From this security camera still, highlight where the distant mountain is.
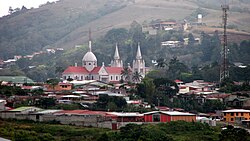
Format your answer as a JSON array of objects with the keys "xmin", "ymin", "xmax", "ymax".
[{"xmin": 0, "ymin": 0, "xmax": 250, "ymax": 60}]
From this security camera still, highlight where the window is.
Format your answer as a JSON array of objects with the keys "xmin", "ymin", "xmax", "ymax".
[
  {"xmin": 111, "ymin": 76, "xmax": 113, "ymax": 80},
  {"xmin": 64, "ymin": 76, "xmax": 66, "ymax": 80},
  {"xmin": 62, "ymin": 85, "xmax": 68, "ymax": 88},
  {"xmin": 241, "ymin": 113, "xmax": 244, "ymax": 116},
  {"xmin": 224, "ymin": 118, "xmax": 226, "ymax": 121},
  {"xmin": 231, "ymin": 113, "xmax": 234, "ymax": 116},
  {"xmin": 81, "ymin": 76, "xmax": 83, "ymax": 80},
  {"xmin": 116, "ymin": 76, "xmax": 118, "ymax": 80},
  {"xmin": 152, "ymin": 114, "xmax": 160, "ymax": 122},
  {"xmin": 89, "ymin": 63, "xmax": 91, "ymax": 65},
  {"xmin": 92, "ymin": 76, "xmax": 94, "ymax": 80},
  {"xmin": 231, "ymin": 118, "xmax": 234, "ymax": 121},
  {"xmin": 236, "ymin": 113, "xmax": 238, "ymax": 116}
]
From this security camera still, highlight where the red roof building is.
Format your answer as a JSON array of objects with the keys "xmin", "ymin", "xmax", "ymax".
[{"xmin": 62, "ymin": 35, "xmax": 147, "ymax": 83}]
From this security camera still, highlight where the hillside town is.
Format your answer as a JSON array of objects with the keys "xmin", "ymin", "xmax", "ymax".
[
  {"xmin": 1, "ymin": 44, "xmax": 250, "ymax": 129},
  {"xmin": 0, "ymin": 0, "xmax": 250, "ymax": 140}
]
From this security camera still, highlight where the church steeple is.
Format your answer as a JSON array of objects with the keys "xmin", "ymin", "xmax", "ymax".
[
  {"xmin": 111, "ymin": 43, "xmax": 123, "ymax": 67},
  {"xmin": 88, "ymin": 28, "xmax": 92, "ymax": 52},
  {"xmin": 133, "ymin": 42, "xmax": 146, "ymax": 78},
  {"xmin": 136, "ymin": 42, "xmax": 142, "ymax": 60},
  {"xmin": 82, "ymin": 28, "xmax": 97, "ymax": 71},
  {"xmin": 114, "ymin": 43, "xmax": 120, "ymax": 60}
]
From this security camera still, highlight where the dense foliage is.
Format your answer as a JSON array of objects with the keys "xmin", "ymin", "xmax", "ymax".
[
  {"xmin": 0, "ymin": 119, "xmax": 108, "ymax": 141},
  {"xmin": 99, "ymin": 121, "xmax": 248, "ymax": 141}
]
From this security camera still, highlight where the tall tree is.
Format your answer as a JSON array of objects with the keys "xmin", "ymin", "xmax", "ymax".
[
  {"xmin": 132, "ymin": 71, "xmax": 143, "ymax": 83},
  {"xmin": 156, "ymin": 58, "xmax": 167, "ymax": 69},
  {"xmin": 121, "ymin": 67, "xmax": 132, "ymax": 82},
  {"xmin": 167, "ymin": 57, "xmax": 189, "ymax": 80}
]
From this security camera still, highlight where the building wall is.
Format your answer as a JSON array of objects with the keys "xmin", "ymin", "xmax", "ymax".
[
  {"xmin": 160, "ymin": 114, "xmax": 171, "ymax": 122},
  {"xmin": 62, "ymin": 73, "xmax": 88, "ymax": 80},
  {"xmin": 144, "ymin": 114, "xmax": 196, "ymax": 122},
  {"xmin": 223, "ymin": 112, "xmax": 250, "ymax": 123},
  {"xmin": 0, "ymin": 112, "xmax": 16, "ymax": 119},
  {"xmin": 171, "ymin": 115, "xmax": 196, "ymax": 122},
  {"xmin": 144, "ymin": 115, "xmax": 153, "ymax": 122},
  {"xmin": 109, "ymin": 74, "xmax": 122, "ymax": 82}
]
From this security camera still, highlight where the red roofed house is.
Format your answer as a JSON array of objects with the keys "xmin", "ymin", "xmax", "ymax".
[{"xmin": 62, "ymin": 32, "xmax": 146, "ymax": 83}]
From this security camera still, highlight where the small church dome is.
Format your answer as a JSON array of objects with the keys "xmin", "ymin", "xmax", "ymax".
[{"xmin": 82, "ymin": 51, "xmax": 97, "ymax": 62}]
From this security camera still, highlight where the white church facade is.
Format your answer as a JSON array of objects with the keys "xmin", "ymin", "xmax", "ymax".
[{"xmin": 62, "ymin": 34, "xmax": 146, "ymax": 83}]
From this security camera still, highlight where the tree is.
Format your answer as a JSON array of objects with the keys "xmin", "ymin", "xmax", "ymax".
[
  {"xmin": 121, "ymin": 67, "xmax": 132, "ymax": 82},
  {"xmin": 167, "ymin": 57, "xmax": 189, "ymax": 80},
  {"xmin": 156, "ymin": 58, "xmax": 167, "ymax": 69},
  {"xmin": 139, "ymin": 78, "xmax": 156, "ymax": 104},
  {"xmin": 36, "ymin": 98, "xmax": 56, "ymax": 109},
  {"xmin": 46, "ymin": 78, "xmax": 60, "ymax": 91},
  {"xmin": 219, "ymin": 125, "xmax": 250, "ymax": 141},
  {"xmin": 8, "ymin": 7, "xmax": 14, "ymax": 14},
  {"xmin": 187, "ymin": 33, "xmax": 195, "ymax": 47},
  {"xmin": 132, "ymin": 71, "xmax": 143, "ymax": 83}
]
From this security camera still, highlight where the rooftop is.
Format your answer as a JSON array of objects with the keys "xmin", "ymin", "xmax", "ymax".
[
  {"xmin": 222, "ymin": 109, "xmax": 250, "ymax": 113},
  {"xmin": 0, "ymin": 76, "xmax": 34, "ymax": 83},
  {"xmin": 10, "ymin": 106, "xmax": 41, "ymax": 112}
]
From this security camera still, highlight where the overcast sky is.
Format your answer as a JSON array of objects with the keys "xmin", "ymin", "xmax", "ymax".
[{"xmin": 0, "ymin": 0, "xmax": 58, "ymax": 17}]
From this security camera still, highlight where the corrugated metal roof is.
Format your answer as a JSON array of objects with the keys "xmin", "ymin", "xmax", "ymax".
[
  {"xmin": 0, "ymin": 76, "xmax": 34, "ymax": 83},
  {"xmin": 10, "ymin": 106, "xmax": 41, "ymax": 112},
  {"xmin": 222, "ymin": 109, "xmax": 250, "ymax": 113}
]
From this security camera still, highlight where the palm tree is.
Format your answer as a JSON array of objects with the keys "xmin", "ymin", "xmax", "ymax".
[
  {"xmin": 121, "ymin": 67, "xmax": 131, "ymax": 82},
  {"xmin": 132, "ymin": 71, "xmax": 142, "ymax": 83}
]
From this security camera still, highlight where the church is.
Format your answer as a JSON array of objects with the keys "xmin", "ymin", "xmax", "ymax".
[{"xmin": 62, "ymin": 33, "xmax": 146, "ymax": 83}]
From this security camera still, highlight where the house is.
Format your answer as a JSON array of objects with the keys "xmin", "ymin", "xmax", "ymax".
[
  {"xmin": 152, "ymin": 21, "xmax": 178, "ymax": 31},
  {"xmin": 222, "ymin": 109, "xmax": 250, "ymax": 123},
  {"xmin": 0, "ymin": 106, "xmax": 41, "ymax": 119},
  {"xmin": 225, "ymin": 94, "xmax": 250, "ymax": 109},
  {"xmin": 143, "ymin": 111, "xmax": 196, "ymax": 122},
  {"xmin": 44, "ymin": 82, "xmax": 73, "ymax": 91},
  {"xmin": 161, "ymin": 41, "xmax": 181, "ymax": 48}
]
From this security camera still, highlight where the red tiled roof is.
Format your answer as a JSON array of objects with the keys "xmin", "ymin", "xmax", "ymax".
[
  {"xmin": 90, "ymin": 66, "xmax": 102, "ymax": 74},
  {"xmin": 62, "ymin": 66, "xmax": 89, "ymax": 74},
  {"xmin": 21, "ymin": 86, "xmax": 33, "ymax": 90},
  {"xmin": 175, "ymin": 79, "xmax": 183, "ymax": 83},
  {"xmin": 105, "ymin": 67, "xmax": 123, "ymax": 74}
]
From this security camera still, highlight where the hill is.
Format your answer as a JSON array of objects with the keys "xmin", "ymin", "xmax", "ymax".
[{"xmin": 0, "ymin": 0, "xmax": 250, "ymax": 60}]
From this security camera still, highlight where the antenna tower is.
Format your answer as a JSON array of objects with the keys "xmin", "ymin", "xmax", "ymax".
[{"xmin": 220, "ymin": 4, "xmax": 229, "ymax": 83}]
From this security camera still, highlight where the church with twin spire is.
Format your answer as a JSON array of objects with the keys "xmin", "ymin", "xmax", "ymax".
[{"xmin": 62, "ymin": 32, "xmax": 146, "ymax": 83}]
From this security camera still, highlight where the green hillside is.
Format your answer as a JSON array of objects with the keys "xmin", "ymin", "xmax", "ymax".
[{"xmin": 0, "ymin": 0, "xmax": 250, "ymax": 60}]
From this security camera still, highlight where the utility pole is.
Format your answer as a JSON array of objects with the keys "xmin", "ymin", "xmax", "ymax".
[{"xmin": 220, "ymin": 4, "xmax": 230, "ymax": 83}]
